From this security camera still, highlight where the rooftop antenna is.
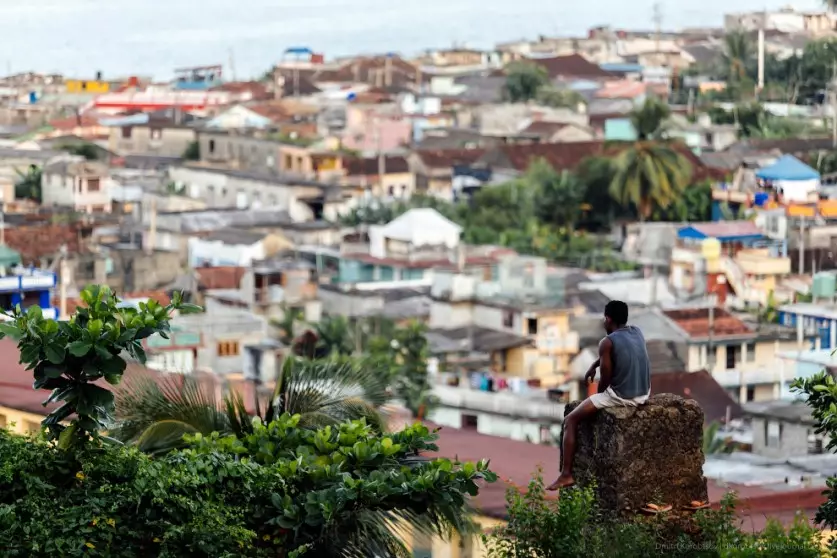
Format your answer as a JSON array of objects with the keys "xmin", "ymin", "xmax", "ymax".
[{"xmin": 652, "ymin": 2, "xmax": 663, "ymax": 58}]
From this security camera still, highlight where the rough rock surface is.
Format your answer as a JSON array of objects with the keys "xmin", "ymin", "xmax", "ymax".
[{"xmin": 563, "ymin": 393, "xmax": 708, "ymax": 518}]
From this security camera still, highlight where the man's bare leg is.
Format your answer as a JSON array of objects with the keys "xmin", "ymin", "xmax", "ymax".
[{"xmin": 547, "ymin": 398, "xmax": 598, "ymax": 491}]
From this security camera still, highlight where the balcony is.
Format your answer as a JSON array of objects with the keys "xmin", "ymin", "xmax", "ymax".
[{"xmin": 735, "ymin": 250, "xmax": 791, "ymax": 276}]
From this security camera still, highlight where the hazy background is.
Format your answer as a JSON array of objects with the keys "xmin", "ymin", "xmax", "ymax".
[{"xmin": 0, "ymin": 0, "xmax": 823, "ymax": 79}]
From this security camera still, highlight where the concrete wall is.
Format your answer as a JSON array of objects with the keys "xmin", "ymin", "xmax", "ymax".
[
  {"xmin": 188, "ymin": 237, "xmax": 265, "ymax": 267},
  {"xmin": 751, "ymin": 417, "xmax": 810, "ymax": 458},
  {"xmin": 109, "ymin": 125, "xmax": 196, "ymax": 157},
  {"xmin": 168, "ymin": 166, "xmax": 318, "ymax": 221},
  {"xmin": 198, "ymin": 131, "xmax": 282, "ymax": 173},
  {"xmin": 429, "ymin": 405, "xmax": 562, "ymax": 443},
  {"xmin": 0, "ymin": 405, "xmax": 48, "ymax": 435}
]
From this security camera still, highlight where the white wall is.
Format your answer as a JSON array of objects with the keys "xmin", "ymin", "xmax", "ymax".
[
  {"xmin": 188, "ymin": 237, "xmax": 265, "ymax": 267},
  {"xmin": 428, "ymin": 406, "xmax": 562, "ymax": 443}
]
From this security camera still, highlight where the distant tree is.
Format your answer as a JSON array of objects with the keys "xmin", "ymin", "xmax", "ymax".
[
  {"xmin": 58, "ymin": 142, "xmax": 98, "ymax": 160},
  {"xmin": 536, "ymin": 86, "xmax": 585, "ymax": 109},
  {"xmin": 503, "ymin": 62, "xmax": 550, "ymax": 103},
  {"xmin": 313, "ymin": 315, "xmax": 354, "ymax": 357},
  {"xmin": 525, "ymin": 158, "xmax": 587, "ymax": 233},
  {"xmin": 577, "ymin": 156, "xmax": 618, "ymax": 229},
  {"xmin": 723, "ymin": 31, "xmax": 753, "ymax": 84},
  {"xmin": 183, "ymin": 140, "xmax": 200, "ymax": 161},
  {"xmin": 630, "ymin": 97, "xmax": 671, "ymax": 140},
  {"xmin": 270, "ymin": 303, "xmax": 304, "ymax": 346},
  {"xmin": 391, "ymin": 321, "xmax": 437, "ymax": 419},
  {"xmin": 14, "ymin": 164, "xmax": 42, "ymax": 201},
  {"xmin": 609, "ymin": 143, "xmax": 693, "ymax": 221}
]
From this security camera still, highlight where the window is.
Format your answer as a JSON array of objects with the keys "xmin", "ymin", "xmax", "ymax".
[
  {"xmin": 502, "ymin": 310, "xmax": 514, "ymax": 328},
  {"xmin": 745, "ymin": 342, "xmax": 756, "ymax": 362},
  {"xmin": 87, "ymin": 178, "xmax": 100, "ymax": 192},
  {"xmin": 725, "ymin": 345, "xmax": 738, "ymax": 370},
  {"xmin": 209, "ymin": 139, "xmax": 216, "ymax": 153},
  {"xmin": 0, "ymin": 414, "xmax": 6, "ymax": 428},
  {"xmin": 23, "ymin": 420, "xmax": 40, "ymax": 434},
  {"xmin": 121, "ymin": 126, "xmax": 132, "ymax": 139},
  {"xmin": 809, "ymin": 429, "xmax": 825, "ymax": 454},
  {"xmin": 217, "ymin": 341, "xmax": 240, "ymax": 357},
  {"xmin": 745, "ymin": 385, "xmax": 755, "ymax": 402},
  {"xmin": 461, "ymin": 414, "xmax": 478, "ymax": 430},
  {"xmin": 766, "ymin": 420, "xmax": 781, "ymax": 448},
  {"xmin": 527, "ymin": 317, "xmax": 538, "ymax": 335},
  {"xmin": 150, "ymin": 127, "xmax": 163, "ymax": 140}
]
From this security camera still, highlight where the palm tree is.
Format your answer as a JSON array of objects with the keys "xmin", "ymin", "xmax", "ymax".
[
  {"xmin": 609, "ymin": 142, "xmax": 693, "ymax": 221},
  {"xmin": 112, "ymin": 356, "xmax": 389, "ymax": 455},
  {"xmin": 14, "ymin": 164, "xmax": 42, "ymax": 201},
  {"xmin": 271, "ymin": 303, "xmax": 303, "ymax": 346},
  {"xmin": 723, "ymin": 31, "xmax": 752, "ymax": 84},
  {"xmin": 314, "ymin": 315, "xmax": 355, "ymax": 356},
  {"xmin": 629, "ymin": 97, "xmax": 671, "ymax": 140},
  {"xmin": 703, "ymin": 421, "xmax": 737, "ymax": 455}
]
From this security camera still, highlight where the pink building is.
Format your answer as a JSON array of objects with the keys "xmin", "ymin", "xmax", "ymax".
[{"xmin": 342, "ymin": 105, "xmax": 412, "ymax": 152}]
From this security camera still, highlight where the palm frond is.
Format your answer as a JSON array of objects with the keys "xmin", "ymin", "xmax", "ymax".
[
  {"xmin": 112, "ymin": 374, "xmax": 229, "ymax": 449},
  {"xmin": 135, "ymin": 419, "xmax": 200, "ymax": 456}
]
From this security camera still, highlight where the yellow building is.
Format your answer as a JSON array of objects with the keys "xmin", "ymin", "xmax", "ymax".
[
  {"xmin": 65, "ymin": 79, "xmax": 110, "ymax": 94},
  {"xmin": 0, "ymin": 405, "xmax": 46, "ymax": 436}
]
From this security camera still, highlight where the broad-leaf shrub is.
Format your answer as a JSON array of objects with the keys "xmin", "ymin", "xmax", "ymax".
[
  {"xmin": 0, "ymin": 285, "xmax": 200, "ymax": 444},
  {"xmin": 484, "ymin": 471, "xmax": 824, "ymax": 558},
  {"xmin": 0, "ymin": 416, "xmax": 495, "ymax": 557}
]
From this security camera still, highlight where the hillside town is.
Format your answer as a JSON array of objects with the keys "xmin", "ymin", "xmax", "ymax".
[{"xmin": 8, "ymin": 5, "xmax": 837, "ymax": 556}]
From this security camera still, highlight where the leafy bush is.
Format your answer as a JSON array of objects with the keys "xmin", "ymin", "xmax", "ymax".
[
  {"xmin": 0, "ymin": 417, "xmax": 495, "ymax": 557},
  {"xmin": 484, "ymin": 471, "xmax": 824, "ymax": 558},
  {"xmin": 0, "ymin": 285, "xmax": 200, "ymax": 444}
]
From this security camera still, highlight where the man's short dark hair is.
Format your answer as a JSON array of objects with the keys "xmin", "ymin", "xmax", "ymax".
[{"xmin": 605, "ymin": 300, "xmax": 629, "ymax": 325}]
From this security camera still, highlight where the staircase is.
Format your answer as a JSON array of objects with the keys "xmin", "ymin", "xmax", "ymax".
[{"xmin": 720, "ymin": 256, "xmax": 748, "ymax": 300}]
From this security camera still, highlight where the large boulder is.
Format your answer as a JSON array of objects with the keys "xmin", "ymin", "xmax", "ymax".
[{"xmin": 563, "ymin": 393, "xmax": 708, "ymax": 518}]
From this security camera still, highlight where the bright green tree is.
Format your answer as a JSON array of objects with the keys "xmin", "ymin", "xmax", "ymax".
[
  {"xmin": 630, "ymin": 97, "xmax": 671, "ymax": 140},
  {"xmin": 14, "ymin": 164, "xmax": 42, "ymax": 201},
  {"xmin": 609, "ymin": 143, "xmax": 693, "ymax": 221}
]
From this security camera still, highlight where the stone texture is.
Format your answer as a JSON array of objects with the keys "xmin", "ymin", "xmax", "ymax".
[{"xmin": 563, "ymin": 393, "xmax": 708, "ymax": 518}]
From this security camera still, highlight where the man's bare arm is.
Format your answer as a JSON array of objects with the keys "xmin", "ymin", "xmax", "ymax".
[{"xmin": 597, "ymin": 337, "xmax": 614, "ymax": 394}]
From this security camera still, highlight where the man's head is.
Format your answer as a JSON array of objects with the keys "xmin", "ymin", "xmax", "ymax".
[{"xmin": 603, "ymin": 300, "xmax": 629, "ymax": 334}]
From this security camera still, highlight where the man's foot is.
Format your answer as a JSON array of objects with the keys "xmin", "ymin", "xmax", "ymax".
[{"xmin": 546, "ymin": 474, "xmax": 575, "ymax": 491}]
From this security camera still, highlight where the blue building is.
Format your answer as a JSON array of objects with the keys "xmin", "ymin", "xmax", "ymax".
[
  {"xmin": 777, "ymin": 302, "xmax": 837, "ymax": 350},
  {"xmin": 0, "ymin": 246, "xmax": 58, "ymax": 319}
]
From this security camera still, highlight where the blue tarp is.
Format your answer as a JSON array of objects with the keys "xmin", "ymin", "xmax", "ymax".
[{"xmin": 755, "ymin": 155, "xmax": 820, "ymax": 181}]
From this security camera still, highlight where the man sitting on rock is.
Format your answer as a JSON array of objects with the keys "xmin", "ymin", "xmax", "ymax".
[{"xmin": 548, "ymin": 300, "xmax": 651, "ymax": 491}]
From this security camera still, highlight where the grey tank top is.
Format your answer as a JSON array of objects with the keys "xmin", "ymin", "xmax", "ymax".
[{"xmin": 607, "ymin": 326, "xmax": 651, "ymax": 399}]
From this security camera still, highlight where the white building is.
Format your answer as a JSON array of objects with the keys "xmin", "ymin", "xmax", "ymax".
[{"xmin": 41, "ymin": 156, "xmax": 113, "ymax": 213}]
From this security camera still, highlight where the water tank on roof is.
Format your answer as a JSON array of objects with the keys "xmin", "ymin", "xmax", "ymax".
[
  {"xmin": 701, "ymin": 238, "xmax": 721, "ymax": 260},
  {"xmin": 812, "ymin": 272, "xmax": 837, "ymax": 299}
]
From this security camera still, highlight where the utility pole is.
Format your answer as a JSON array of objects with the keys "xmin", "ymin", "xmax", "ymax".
[
  {"xmin": 652, "ymin": 2, "xmax": 663, "ymax": 61},
  {"xmin": 831, "ymin": 61, "xmax": 837, "ymax": 148}
]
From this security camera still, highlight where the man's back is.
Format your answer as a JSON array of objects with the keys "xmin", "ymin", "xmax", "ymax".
[{"xmin": 607, "ymin": 325, "xmax": 651, "ymax": 399}]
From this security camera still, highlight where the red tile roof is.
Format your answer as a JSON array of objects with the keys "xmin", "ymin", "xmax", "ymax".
[
  {"xmin": 663, "ymin": 307, "xmax": 754, "ymax": 339},
  {"xmin": 345, "ymin": 155, "xmax": 409, "ymax": 176},
  {"xmin": 486, "ymin": 141, "xmax": 726, "ymax": 181},
  {"xmin": 415, "ymin": 148, "xmax": 487, "ymax": 169},
  {"xmin": 195, "ymin": 266, "xmax": 246, "ymax": 290},
  {"xmin": 651, "ymin": 370, "xmax": 743, "ymax": 424},
  {"xmin": 430, "ymin": 423, "xmax": 826, "ymax": 521},
  {"xmin": 48, "ymin": 114, "xmax": 102, "ymax": 131},
  {"xmin": 528, "ymin": 54, "xmax": 615, "ymax": 80}
]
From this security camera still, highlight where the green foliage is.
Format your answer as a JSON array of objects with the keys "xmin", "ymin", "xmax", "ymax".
[
  {"xmin": 314, "ymin": 315, "xmax": 355, "ymax": 357},
  {"xmin": 182, "ymin": 140, "xmax": 200, "ymax": 161},
  {"xmin": 792, "ymin": 372, "xmax": 837, "ymax": 529},
  {"xmin": 386, "ymin": 321, "xmax": 437, "ymax": 419},
  {"xmin": 484, "ymin": 472, "xmax": 823, "ymax": 558},
  {"xmin": 631, "ymin": 97, "xmax": 671, "ymax": 140},
  {"xmin": 58, "ymin": 142, "xmax": 99, "ymax": 160},
  {"xmin": 503, "ymin": 62, "xmax": 550, "ymax": 103},
  {"xmin": 609, "ymin": 142, "xmax": 693, "ymax": 221},
  {"xmin": 270, "ymin": 303, "xmax": 303, "ymax": 346},
  {"xmin": 14, "ymin": 164, "xmax": 42, "ymax": 201},
  {"xmin": 536, "ymin": 86, "xmax": 586, "ymax": 109},
  {"xmin": 703, "ymin": 421, "xmax": 738, "ymax": 455},
  {"xmin": 113, "ymin": 355, "xmax": 390, "ymax": 454},
  {"xmin": 0, "ymin": 416, "xmax": 496, "ymax": 557},
  {"xmin": 0, "ymin": 285, "xmax": 200, "ymax": 444}
]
